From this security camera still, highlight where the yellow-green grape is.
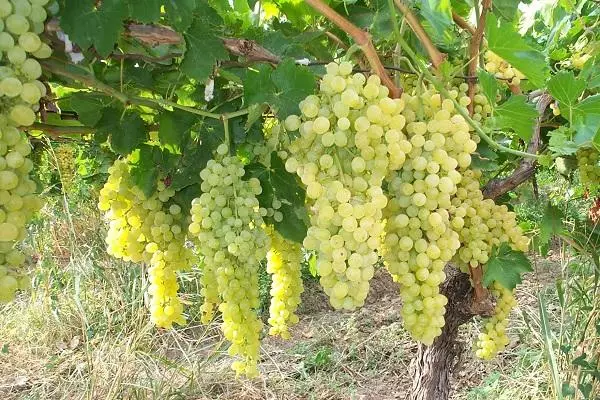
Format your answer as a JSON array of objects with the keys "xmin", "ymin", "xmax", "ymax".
[
  {"xmin": 577, "ymin": 148, "xmax": 600, "ymax": 194},
  {"xmin": 53, "ymin": 143, "xmax": 75, "ymax": 192},
  {"xmin": 266, "ymin": 229, "xmax": 303, "ymax": 339},
  {"xmin": 98, "ymin": 159, "xmax": 192, "ymax": 327},
  {"xmin": 550, "ymin": 102, "xmax": 561, "ymax": 116},
  {"xmin": 147, "ymin": 247, "xmax": 187, "ymax": 329},
  {"xmin": 484, "ymin": 51, "xmax": 525, "ymax": 87},
  {"xmin": 474, "ymin": 282, "xmax": 516, "ymax": 360},
  {"xmin": 188, "ymin": 144, "xmax": 270, "ymax": 378},
  {"xmin": 282, "ymin": 61, "xmax": 406, "ymax": 311},
  {"xmin": 451, "ymin": 169, "xmax": 529, "ymax": 273},
  {"xmin": 0, "ymin": 123, "xmax": 42, "ymax": 303},
  {"xmin": 382, "ymin": 88, "xmax": 475, "ymax": 345}
]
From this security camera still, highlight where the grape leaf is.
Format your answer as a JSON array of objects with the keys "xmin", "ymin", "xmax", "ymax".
[
  {"xmin": 243, "ymin": 64, "xmax": 276, "ymax": 107},
  {"xmin": 271, "ymin": 59, "xmax": 316, "ymax": 118},
  {"xmin": 58, "ymin": 92, "xmax": 111, "ymax": 127},
  {"xmin": 128, "ymin": 145, "xmax": 159, "ymax": 196},
  {"xmin": 158, "ymin": 110, "xmax": 198, "ymax": 153},
  {"xmin": 165, "ymin": 0, "xmax": 197, "ymax": 32},
  {"xmin": 486, "ymin": 14, "xmax": 549, "ymax": 88},
  {"xmin": 244, "ymin": 59, "xmax": 316, "ymax": 119},
  {"xmin": 180, "ymin": 10, "xmax": 228, "ymax": 82},
  {"xmin": 581, "ymin": 56, "xmax": 600, "ymax": 89},
  {"xmin": 572, "ymin": 95, "xmax": 600, "ymax": 145},
  {"xmin": 547, "ymin": 71, "xmax": 585, "ymax": 121},
  {"xmin": 127, "ymin": 0, "xmax": 162, "ymax": 23},
  {"xmin": 548, "ymin": 126, "xmax": 578, "ymax": 155},
  {"xmin": 245, "ymin": 153, "xmax": 308, "ymax": 243},
  {"xmin": 477, "ymin": 70, "xmax": 498, "ymax": 107},
  {"xmin": 539, "ymin": 203, "xmax": 564, "ymax": 246},
  {"xmin": 60, "ymin": 0, "xmax": 127, "ymax": 57},
  {"xmin": 96, "ymin": 108, "xmax": 148, "ymax": 155},
  {"xmin": 419, "ymin": 0, "xmax": 453, "ymax": 43},
  {"xmin": 483, "ymin": 243, "xmax": 532, "ymax": 290},
  {"xmin": 493, "ymin": 95, "xmax": 538, "ymax": 141},
  {"xmin": 492, "ymin": 0, "xmax": 524, "ymax": 21}
]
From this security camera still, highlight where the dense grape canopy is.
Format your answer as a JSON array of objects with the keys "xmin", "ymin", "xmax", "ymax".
[{"xmin": 1, "ymin": 0, "xmax": 598, "ymax": 391}]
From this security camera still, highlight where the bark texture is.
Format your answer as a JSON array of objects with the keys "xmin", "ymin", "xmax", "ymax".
[{"xmin": 410, "ymin": 269, "xmax": 481, "ymax": 400}]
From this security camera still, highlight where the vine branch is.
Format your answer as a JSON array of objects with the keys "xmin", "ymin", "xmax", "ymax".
[
  {"xmin": 452, "ymin": 12, "xmax": 476, "ymax": 35},
  {"xmin": 392, "ymin": 0, "xmax": 446, "ymax": 69},
  {"xmin": 304, "ymin": 0, "xmax": 401, "ymax": 98},
  {"xmin": 482, "ymin": 94, "xmax": 552, "ymax": 199},
  {"xmin": 467, "ymin": 0, "xmax": 492, "ymax": 115}
]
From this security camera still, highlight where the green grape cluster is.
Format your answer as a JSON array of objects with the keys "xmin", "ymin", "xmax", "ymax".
[
  {"xmin": 53, "ymin": 143, "xmax": 75, "ymax": 191},
  {"xmin": 282, "ymin": 61, "xmax": 404, "ymax": 310},
  {"xmin": 451, "ymin": 169, "xmax": 529, "ymax": 270},
  {"xmin": 98, "ymin": 159, "xmax": 192, "ymax": 328},
  {"xmin": 474, "ymin": 282, "xmax": 516, "ymax": 360},
  {"xmin": 484, "ymin": 51, "xmax": 525, "ymax": 86},
  {"xmin": 383, "ymin": 89, "xmax": 475, "ymax": 344},
  {"xmin": 449, "ymin": 169, "xmax": 528, "ymax": 359},
  {"xmin": 188, "ymin": 144, "xmax": 270, "ymax": 378},
  {"xmin": 577, "ymin": 147, "xmax": 600, "ymax": 194},
  {"xmin": 266, "ymin": 228, "xmax": 303, "ymax": 339},
  {"xmin": 0, "ymin": 0, "xmax": 52, "ymax": 303}
]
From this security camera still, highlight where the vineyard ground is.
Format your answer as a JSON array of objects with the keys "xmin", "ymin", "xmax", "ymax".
[{"xmin": 0, "ymin": 220, "xmax": 561, "ymax": 400}]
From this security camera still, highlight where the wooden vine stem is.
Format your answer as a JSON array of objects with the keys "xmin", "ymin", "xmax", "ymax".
[
  {"xmin": 304, "ymin": 0, "xmax": 401, "ymax": 98},
  {"xmin": 392, "ymin": 0, "xmax": 446, "ymax": 69}
]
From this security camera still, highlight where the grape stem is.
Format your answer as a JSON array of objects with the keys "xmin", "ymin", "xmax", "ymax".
[
  {"xmin": 383, "ymin": 15, "xmax": 539, "ymax": 159},
  {"xmin": 41, "ymin": 59, "xmax": 250, "ymax": 121},
  {"xmin": 392, "ymin": 0, "xmax": 446, "ymax": 70},
  {"xmin": 304, "ymin": 0, "xmax": 401, "ymax": 98},
  {"xmin": 467, "ymin": 0, "xmax": 492, "ymax": 115}
]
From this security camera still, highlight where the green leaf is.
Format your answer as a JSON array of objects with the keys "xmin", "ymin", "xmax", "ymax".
[
  {"xmin": 483, "ymin": 243, "xmax": 532, "ymax": 290},
  {"xmin": 96, "ymin": 108, "xmax": 148, "ymax": 155},
  {"xmin": 158, "ymin": 110, "xmax": 198, "ymax": 153},
  {"xmin": 245, "ymin": 153, "xmax": 308, "ymax": 243},
  {"xmin": 486, "ymin": 14, "xmax": 549, "ymax": 88},
  {"xmin": 547, "ymin": 71, "xmax": 585, "ymax": 120},
  {"xmin": 165, "ymin": 0, "xmax": 197, "ymax": 32},
  {"xmin": 60, "ymin": 0, "xmax": 127, "ymax": 57},
  {"xmin": 271, "ymin": 59, "xmax": 317, "ymax": 119},
  {"xmin": 243, "ymin": 59, "xmax": 316, "ymax": 119},
  {"xmin": 128, "ymin": 145, "xmax": 159, "ymax": 196},
  {"xmin": 180, "ymin": 10, "xmax": 228, "ymax": 82},
  {"xmin": 472, "ymin": 140, "xmax": 499, "ymax": 171},
  {"xmin": 243, "ymin": 64, "xmax": 276, "ymax": 107},
  {"xmin": 493, "ymin": 95, "xmax": 538, "ymax": 141},
  {"xmin": 477, "ymin": 70, "xmax": 499, "ymax": 107},
  {"xmin": 492, "ymin": 0, "xmax": 523, "ymax": 21},
  {"xmin": 58, "ymin": 92, "xmax": 111, "ymax": 127},
  {"xmin": 308, "ymin": 253, "xmax": 318, "ymax": 277},
  {"xmin": 539, "ymin": 203, "xmax": 564, "ymax": 246},
  {"xmin": 581, "ymin": 56, "xmax": 600, "ymax": 89},
  {"xmin": 419, "ymin": 0, "xmax": 453, "ymax": 42},
  {"xmin": 548, "ymin": 126, "xmax": 578, "ymax": 155},
  {"xmin": 572, "ymin": 95, "xmax": 600, "ymax": 145},
  {"xmin": 127, "ymin": 0, "xmax": 162, "ymax": 23}
]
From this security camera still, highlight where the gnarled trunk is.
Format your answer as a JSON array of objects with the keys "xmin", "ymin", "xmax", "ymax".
[{"xmin": 409, "ymin": 269, "xmax": 480, "ymax": 400}]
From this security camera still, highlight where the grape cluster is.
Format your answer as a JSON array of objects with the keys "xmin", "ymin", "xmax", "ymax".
[
  {"xmin": 266, "ymin": 229, "xmax": 303, "ymax": 339},
  {"xmin": 484, "ymin": 51, "xmax": 525, "ymax": 86},
  {"xmin": 98, "ymin": 159, "xmax": 192, "ymax": 328},
  {"xmin": 53, "ymin": 143, "xmax": 76, "ymax": 191},
  {"xmin": 383, "ymin": 88, "xmax": 476, "ymax": 344},
  {"xmin": 451, "ymin": 169, "xmax": 529, "ymax": 269},
  {"xmin": 282, "ymin": 61, "xmax": 403, "ymax": 310},
  {"xmin": 188, "ymin": 144, "xmax": 270, "ymax": 377},
  {"xmin": 577, "ymin": 147, "xmax": 600, "ymax": 194},
  {"xmin": 0, "ymin": 0, "xmax": 52, "ymax": 303},
  {"xmin": 474, "ymin": 282, "xmax": 516, "ymax": 360}
]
